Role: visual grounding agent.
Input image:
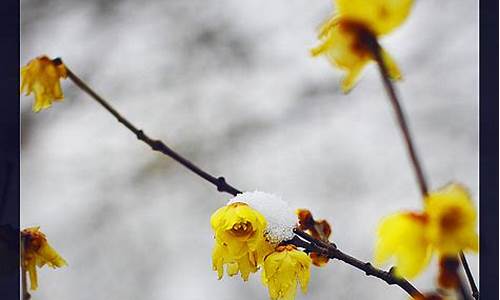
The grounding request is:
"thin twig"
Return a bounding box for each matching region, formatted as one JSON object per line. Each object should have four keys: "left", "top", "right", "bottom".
{"left": 57, "top": 59, "right": 241, "bottom": 197}
{"left": 365, "top": 36, "right": 429, "bottom": 197}
{"left": 60, "top": 59, "right": 423, "bottom": 298}
{"left": 21, "top": 236, "right": 31, "bottom": 300}
{"left": 460, "top": 252, "right": 479, "bottom": 299}
{"left": 458, "top": 275, "right": 473, "bottom": 300}
{"left": 289, "top": 231, "right": 424, "bottom": 299}
{"left": 364, "top": 34, "right": 479, "bottom": 299}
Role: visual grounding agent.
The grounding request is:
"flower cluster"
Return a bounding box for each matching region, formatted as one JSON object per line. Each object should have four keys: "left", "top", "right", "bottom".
{"left": 311, "top": 0, "right": 414, "bottom": 92}
{"left": 21, "top": 55, "right": 68, "bottom": 112}
{"left": 210, "top": 192, "right": 312, "bottom": 300}
{"left": 374, "top": 183, "right": 479, "bottom": 279}
{"left": 21, "top": 227, "right": 67, "bottom": 290}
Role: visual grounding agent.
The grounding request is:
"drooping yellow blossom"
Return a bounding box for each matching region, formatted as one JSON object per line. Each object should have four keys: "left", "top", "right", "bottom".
{"left": 311, "top": 0, "right": 414, "bottom": 92}
{"left": 21, "top": 227, "right": 67, "bottom": 290}
{"left": 424, "top": 184, "right": 479, "bottom": 256}
{"left": 210, "top": 202, "right": 274, "bottom": 281}
{"left": 261, "top": 245, "right": 312, "bottom": 300}
{"left": 311, "top": 17, "right": 402, "bottom": 92}
{"left": 374, "top": 212, "right": 432, "bottom": 278}
{"left": 335, "top": 0, "right": 414, "bottom": 35}
{"left": 374, "top": 183, "right": 479, "bottom": 279}
{"left": 21, "top": 55, "right": 68, "bottom": 112}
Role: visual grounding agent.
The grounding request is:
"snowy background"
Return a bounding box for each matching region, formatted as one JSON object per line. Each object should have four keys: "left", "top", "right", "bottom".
{"left": 20, "top": 0, "right": 478, "bottom": 299}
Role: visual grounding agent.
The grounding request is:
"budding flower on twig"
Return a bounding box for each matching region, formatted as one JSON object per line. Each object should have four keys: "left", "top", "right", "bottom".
{"left": 296, "top": 208, "right": 332, "bottom": 267}
{"left": 20, "top": 55, "right": 67, "bottom": 112}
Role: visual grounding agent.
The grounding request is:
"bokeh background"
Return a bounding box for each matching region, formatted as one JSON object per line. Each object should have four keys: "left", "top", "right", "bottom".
{"left": 20, "top": 0, "right": 478, "bottom": 299}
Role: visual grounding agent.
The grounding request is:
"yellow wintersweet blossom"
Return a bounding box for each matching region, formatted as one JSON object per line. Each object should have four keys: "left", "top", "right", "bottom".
{"left": 21, "top": 227, "right": 67, "bottom": 290}
{"left": 210, "top": 202, "right": 274, "bottom": 281}
{"left": 311, "top": 17, "right": 402, "bottom": 92}
{"left": 425, "top": 184, "right": 479, "bottom": 256}
{"left": 21, "top": 55, "right": 68, "bottom": 112}
{"left": 374, "top": 183, "right": 478, "bottom": 279}
{"left": 262, "top": 245, "right": 312, "bottom": 300}
{"left": 311, "top": 0, "right": 414, "bottom": 92}
{"left": 335, "top": 0, "right": 414, "bottom": 36}
{"left": 375, "top": 212, "right": 432, "bottom": 278}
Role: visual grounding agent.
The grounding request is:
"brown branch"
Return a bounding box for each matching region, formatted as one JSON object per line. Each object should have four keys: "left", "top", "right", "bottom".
{"left": 362, "top": 34, "right": 429, "bottom": 197}
{"left": 460, "top": 252, "right": 479, "bottom": 299}
{"left": 20, "top": 235, "right": 31, "bottom": 300}
{"left": 56, "top": 59, "right": 241, "bottom": 197}
{"left": 361, "top": 34, "right": 478, "bottom": 299}
{"left": 58, "top": 59, "right": 423, "bottom": 298}
{"left": 288, "top": 230, "right": 424, "bottom": 299}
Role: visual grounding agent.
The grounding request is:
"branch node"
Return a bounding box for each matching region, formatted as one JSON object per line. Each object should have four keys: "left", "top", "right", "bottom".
{"left": 52, "top": 57, "right": 63, "bottom": 65}
{"left": 364, "top": 262, "right": 374, "bottom": 276}
{"left": 216, "top": 177, "right": 227, "bottom": 192}
{"left": 136, "top": 129, "right": 145, "bottom": 140}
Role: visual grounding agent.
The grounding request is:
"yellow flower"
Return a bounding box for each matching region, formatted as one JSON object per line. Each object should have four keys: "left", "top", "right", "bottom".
{"left": 374, "top": 212, "right": 432, "bottom": 278}
{"left": 335, "top": 0, "right": 414, "bottom": 35}
{"left": 21, "top": 55, "right": 68, "bottom": 112}
{"left": 311, "top": 0, "right": 414, "bottom": 92}
{"left": 210, "top": 202, "right": 274, "bottom": 281}
{"left": 311, "top": 17, "right": 401, "bottom": 93}
{"left": 424, "top": 184, "right": 479, "bottom": 256}
{"left": 261, "top": 245, "right": 312, "bottom": 300}
{"left": 21, "top": 227, "right": 67, "bottom": 290}
{"left": 374, "top": 183, "right": 479, "bottom": 279}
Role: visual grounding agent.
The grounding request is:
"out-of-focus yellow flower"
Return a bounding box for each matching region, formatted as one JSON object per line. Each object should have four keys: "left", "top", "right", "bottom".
{"left": 424, "top": 184, "right": 479, "bottom": 256}
{"left": 374, "top": 183, "right": 479, "bottom": 279}
{"left": 311, "top": 0, "right": 414, "bottom": 92}
{"left": 335, "top": 0, "right": 414, "bottom": 35}
{"left": 210, "top": 202, "right": 274, "bottom": 281}
{"left": 20, "top": 55, "right": 67, "bottom": 112}
{"left": 374, "top": 212, "right": 432, "bottom": 278}
{"left": 261, "top": 245, "right": 312, "bottom": 300}
{"left": 311, "top": 18, "right": 401, "bottom": 93}
{"left": 21, "top": 227, "right": 67, "bottom": 290}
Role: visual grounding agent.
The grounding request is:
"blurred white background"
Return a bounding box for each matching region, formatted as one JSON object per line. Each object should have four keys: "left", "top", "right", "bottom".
{"left": 21, "top": 0, "right": 478, "bottom": 299}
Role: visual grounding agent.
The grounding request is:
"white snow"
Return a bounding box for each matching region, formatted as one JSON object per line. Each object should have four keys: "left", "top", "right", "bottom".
{"left": 227, "top": 191, "right": 297, "bottom": 243}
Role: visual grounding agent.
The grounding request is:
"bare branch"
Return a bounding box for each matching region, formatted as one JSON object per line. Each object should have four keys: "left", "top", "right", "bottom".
{"left": 60, "top": 59, "right": 424, "bottom": 298}
{"left": 288, "top": 230, "right": 424, "bottom": 299}
{"left": 361, "top": 33, "right": 479, "bottom": 299}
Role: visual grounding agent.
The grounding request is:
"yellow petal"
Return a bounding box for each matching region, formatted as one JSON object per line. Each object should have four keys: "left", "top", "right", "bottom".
{"left": 311, "top": 17, "right": 374, "bottom": 92}
{"left": 262, "top": 245, "right": 312, "bottom": 300}
{"left": 381, "top": 49, "right": 402, "bottom": 80}
{"left": 21, "top": 227, "right": 66, "bottom": 290}
{"left": 424, "top": 183, "right": 479, "bottom": 256}
{"left": 335, "top": 0, "right": 414, "bottom": 35}
{"left": 374, "top": 212, "right": 432, "bottom": 279}
{"left": 20, "top": 56, "right": 68, "bottom": 113}
{"left": 210, "top": 202, "right": 271, "bottom": 281}
{"left": 341, "top": 63, "right": 365, "bottom": 93}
